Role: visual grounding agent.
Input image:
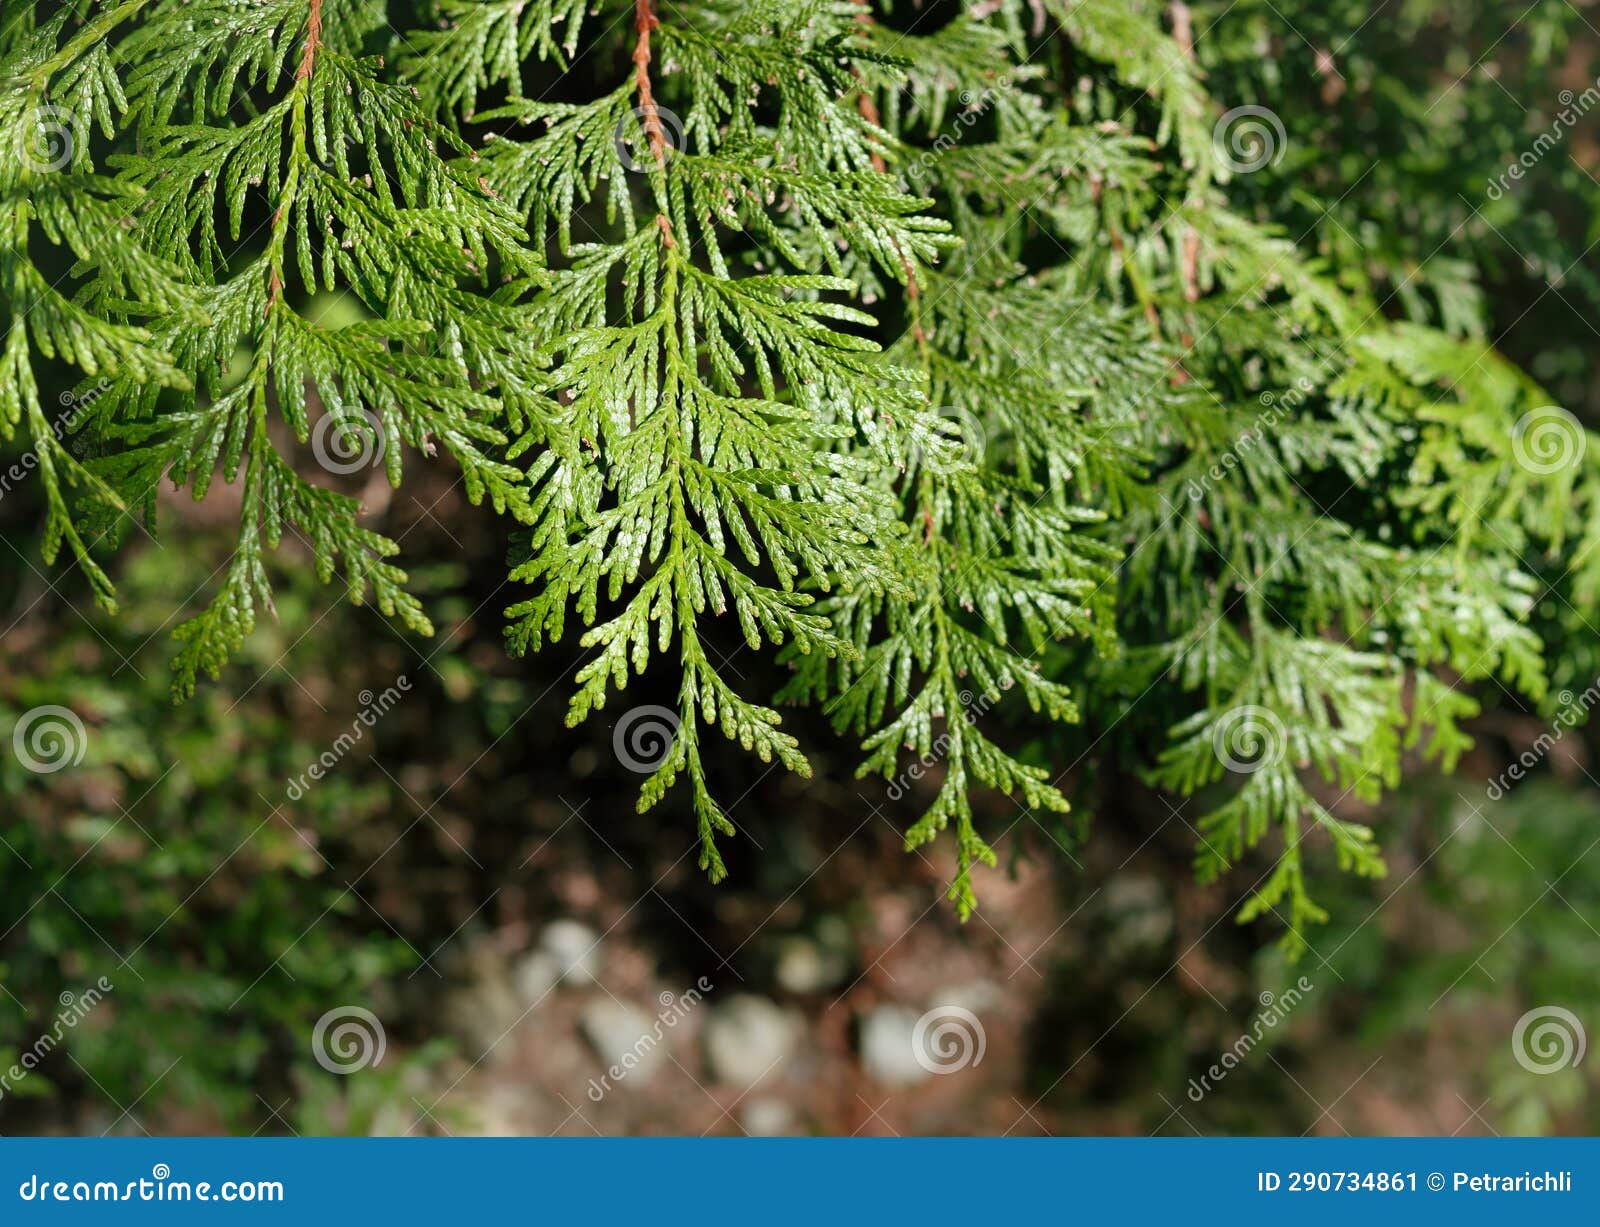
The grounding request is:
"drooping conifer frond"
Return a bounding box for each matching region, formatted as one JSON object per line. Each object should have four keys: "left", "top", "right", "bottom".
{"left": 6, "top": 0, "right": 1591, "bottom": 949}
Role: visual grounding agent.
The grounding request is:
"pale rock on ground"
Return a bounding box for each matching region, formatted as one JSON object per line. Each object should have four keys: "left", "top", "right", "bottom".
{"left": 741, "top": 1098, "right": 797, "bottom": 1136}
{"left": 540, "top": 919, "right": 601, "bottom": 986}
{"left": 773, "top": 928, "right": 851, "bottom": 993}
{"left": 579, "top": 998, "right": 663, "bottom": 1087}
{"left": 443, "top": 936, "right": 526, "bottom": 1053}
{"left": 932, "top": 980, "right": 1002, "bottom": 1015}
{"left": 512, "top": 950, "right": 560, "bottom": 1007}
{"left": 859, "top": 1005, "right": 932, "bottom": 1087}
{"left": 702, "top": 995, "right": 801, "bottom": 1087}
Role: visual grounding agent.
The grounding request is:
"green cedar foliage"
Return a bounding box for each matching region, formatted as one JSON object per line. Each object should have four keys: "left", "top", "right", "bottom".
{"left": 3, "top": 0, "right": 1591, "bottom": 950}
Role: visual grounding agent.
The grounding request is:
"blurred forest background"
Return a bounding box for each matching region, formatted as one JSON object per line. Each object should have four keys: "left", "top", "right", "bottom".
{"left": 3, "top": 0, "right": 1599, "bottom": 1136}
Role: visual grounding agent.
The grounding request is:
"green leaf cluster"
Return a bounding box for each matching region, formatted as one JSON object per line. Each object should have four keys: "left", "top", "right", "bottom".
{"left": 6, "top": 0, "right": 1592, "bottom": 949}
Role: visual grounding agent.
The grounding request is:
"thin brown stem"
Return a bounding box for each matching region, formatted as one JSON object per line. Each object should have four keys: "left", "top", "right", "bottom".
{"left": 267, "top": 0, "right": 324, "bottom": 312}
{"left": 632, "top": 0, "right": 667, "bottom": 164}
{"left": 1182, "top": 226, "right": 1200, "bottom": 303}
{"left": 852, "top": 0, "right": 887, "bottom": 174}
{"left": 850, "top": 4, "right": 921, "bottom": 335}
{"left": 297, "top": 0, "right": 323, "bottom": 82}
{"left": 856, "top": 91, "right": 888, "bottom": 175}
{"left": 1169, "top": 1, "right": 1194, "bottom": 62}
{"left": 266, "top": 215, "right": 284, "bottom": 311}
{"left": 1169, "top": 2, "right": 1202, "bottom": 304}
{"left": 631, "top": 0, "right": 675, "bottom": 247}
